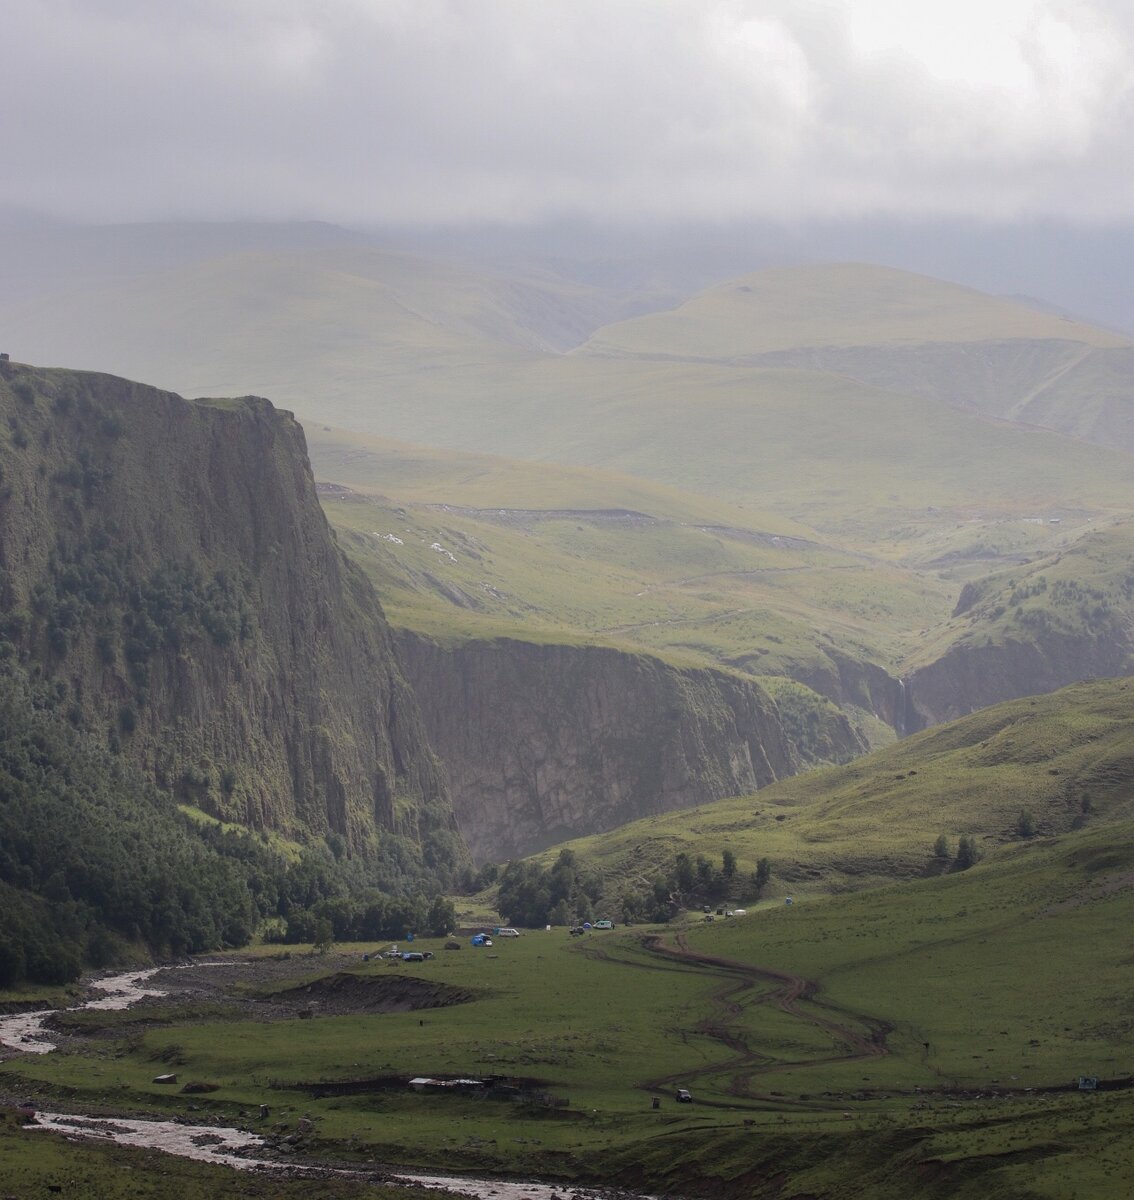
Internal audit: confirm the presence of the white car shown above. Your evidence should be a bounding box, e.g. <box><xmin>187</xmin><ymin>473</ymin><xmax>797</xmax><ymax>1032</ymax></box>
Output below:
<box><xmin>497</xmin><ymin>927</ymin><xmax>521</xmax><ymax>937</ymax></box>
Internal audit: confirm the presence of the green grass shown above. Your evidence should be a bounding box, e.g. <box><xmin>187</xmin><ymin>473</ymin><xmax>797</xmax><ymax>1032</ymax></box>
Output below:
<box><xmin>579</xmin><ymin>262</ymin><xmax>1129</xmax><ymax>358</ymax></box>
<box><xmin>525</xmin><ymin>676</ymin><xmax>1134</xmax><ymax>899</ymax></box>
<box><xmin>6</xmin><ymin>812</ymin><xmax>1134</xmax><ymax>1195</ymax></box>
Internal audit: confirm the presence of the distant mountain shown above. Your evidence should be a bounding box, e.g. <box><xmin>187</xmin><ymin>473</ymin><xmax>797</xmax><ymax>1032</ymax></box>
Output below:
<box><xmin>580</xmin><ymin>263</ymin><xmax>1134</xmax><ymax>452</ymax></box>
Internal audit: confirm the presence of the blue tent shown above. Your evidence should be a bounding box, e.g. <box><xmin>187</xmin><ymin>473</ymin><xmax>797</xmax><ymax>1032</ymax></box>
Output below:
<box><xmin>470</xmin><ymin>933</ymin><xmax>491</xmax><ymax>947</ymax></box>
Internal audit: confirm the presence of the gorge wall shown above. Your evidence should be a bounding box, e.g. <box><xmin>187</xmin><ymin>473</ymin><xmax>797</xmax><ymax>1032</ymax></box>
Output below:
<box><xmin>904</xmin><ymin>628</ymin><xmax>1134</xmax><ymax>731</ymax></box>
<box><xmin>395</xmin><ymin>632</ymin><xmax>857</xmax><ymax>863</ymax></box>
<box><xmin>0</xmin><ymin>363</ymin><xmax>464</xmax><ymax>872</ymax></box>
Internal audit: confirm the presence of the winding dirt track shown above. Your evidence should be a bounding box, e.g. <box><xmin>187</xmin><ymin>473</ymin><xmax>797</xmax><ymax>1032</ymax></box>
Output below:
<box><xmin>637</xmin><ymin>931</ymin><xmax>892</xmax><ymax>1104</ymax></box>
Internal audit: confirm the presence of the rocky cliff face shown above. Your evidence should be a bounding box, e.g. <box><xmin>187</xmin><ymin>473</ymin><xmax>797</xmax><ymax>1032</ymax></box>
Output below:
<box><xmin>396</xmin><ymin>632</ymin><xmax>812</xmax><ymax>863</ymax></box>
<box><xmin>0</xmin><ymin>363</ymin><xmax>464</xmax><ymax>871</ymax></box>
<box><xmin>904</xmin><ymin>531</ymin><xmax>1134</xmax><ymax>730</ymax></box>
<box><xmin>904</xmin><ymin>628</ymin><xmax>1134</xmax><ymax>731</ymax></box>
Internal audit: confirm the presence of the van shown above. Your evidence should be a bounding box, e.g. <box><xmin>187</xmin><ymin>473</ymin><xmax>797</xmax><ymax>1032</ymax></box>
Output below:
<box><xmin>594</xmin><ymin>919</ymin><xmax>614</xmax><ymax>930</ymax></box>
<box><xmin>497</xmin><ymin>927</ymin><xmax>521</xmax><ymax>937</ymax></box>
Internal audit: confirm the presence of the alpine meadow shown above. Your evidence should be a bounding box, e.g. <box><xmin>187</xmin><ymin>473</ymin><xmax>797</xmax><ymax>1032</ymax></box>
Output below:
<box><xmin>3</xmin><ymin>222</ymin><xmax>1134</xmax><ymax>1199</ymax></box>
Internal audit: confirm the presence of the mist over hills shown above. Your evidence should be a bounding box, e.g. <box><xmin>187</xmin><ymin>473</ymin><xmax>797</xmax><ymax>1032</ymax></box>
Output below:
<box><xmin>4</xmin><ymin>219</ymin><xmax>1134</xmax><ymax>899</ymax></box>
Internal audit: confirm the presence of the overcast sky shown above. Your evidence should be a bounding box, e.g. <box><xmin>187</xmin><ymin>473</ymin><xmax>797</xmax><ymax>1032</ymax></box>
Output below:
<box><xmin>3</xmin><ymin>0</ymin><xmax>1133</xmax><ymax>228</ymax></box>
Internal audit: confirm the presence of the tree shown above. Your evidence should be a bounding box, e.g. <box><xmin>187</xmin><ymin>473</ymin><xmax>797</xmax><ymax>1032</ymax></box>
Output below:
<box><xmin>426</xmin><ymin>894</ymin><xmax>456</xmax><ymax>937</ymax></box>
<box><xmin>1016</xmin><ymin>810</ymin><xmax>1036</xmax><ymax>838</ymax></box>
<box><xmin>673</xmin><ymin>852</ymin><xmax>695</xmax><ymax>893</ymax></box>
<box><xmin>753</xmin><ymin>857</ymin><xmax>771</xmax><ymax>893</ymax></box>
<box><xmin>954</xmin><ymin>835</ymin><xmax>979</xmax><ymax>871</ymax></box>
<box><xmin>721</xmin><ymin>848</ymin><xmax>737</xmax><ymax>878</ymax></box>
<box><xmin>933</xmin><ymin>833</ymin><xmax>950</xmax><ymax>860</ymax></box>
<box><xmin>312</xmin><ymin>917</ymin><xmax>334</xmax><ymax>954</ymax></box>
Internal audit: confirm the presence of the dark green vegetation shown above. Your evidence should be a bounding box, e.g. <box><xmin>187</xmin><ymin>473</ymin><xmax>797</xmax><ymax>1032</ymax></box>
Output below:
<box><xmin>5</xmin><ymin>765</ymin><xmax>1133</xmax><ymax>1196</ymax></box>
<box><xmin>493</xmin><ymin>845</ymin><xmax>766</xmax><ymax>927</ymax></box>
<box><xmin>0</xmin><ymin>661</ymin><xmax>459</xmax><ymax>987</ymax></box>
<box><xmin>0</xmin><ymin>363</ymin><xmax>467</xmax><ymax>981</ymax></box>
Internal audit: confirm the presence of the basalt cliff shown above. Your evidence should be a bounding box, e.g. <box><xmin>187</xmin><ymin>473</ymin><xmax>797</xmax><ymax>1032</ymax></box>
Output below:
<box><xmin>395</xmin><ymin>632</ymin><xmax>860</xmax><ymax>863</ymax></box>
<box><xmin>0</xmin><ymin>362</ymin><xmax>465</xmax><ymax>873</ymax></box>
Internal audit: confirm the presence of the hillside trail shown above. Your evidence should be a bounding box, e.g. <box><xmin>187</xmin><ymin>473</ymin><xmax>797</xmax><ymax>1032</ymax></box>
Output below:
<box><xmin>638</xmin><ymin>931</ymin><xmax>890</xmax><ymax>1104</ymax></box>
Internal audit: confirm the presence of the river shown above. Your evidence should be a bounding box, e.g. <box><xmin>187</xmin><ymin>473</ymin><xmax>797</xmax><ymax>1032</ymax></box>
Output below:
<box><xmin>3</xmin><ymin>963</ymin><xmax>653</xmax><ymax>1199</ymax></box>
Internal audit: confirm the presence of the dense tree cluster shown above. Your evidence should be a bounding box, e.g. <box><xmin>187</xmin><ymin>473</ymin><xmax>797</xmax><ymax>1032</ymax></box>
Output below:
<box><xmin>493</xmin><ymin>846</ymin><xmax>770</xmax><ymax>928</ymax></box>
<box><xmin>0</xmin><ymin>665</ymin><xmax>455</xmax><ymax>987</ymax></box>
<box><xmin>277</xmin><ymin>892</ymin><xmax>456</xmax><ymax>946</ymax></box>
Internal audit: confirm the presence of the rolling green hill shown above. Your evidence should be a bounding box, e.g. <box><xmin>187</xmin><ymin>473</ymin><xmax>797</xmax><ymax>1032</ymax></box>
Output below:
<box><xmin>6</xmin><ymin>684</ymin><xmax>1134</xmax><ymax>1195</ymax></box>
<box><xmin>580</xmin><ymin>261</ymin><xmax>1134</xmax><ymax>453</ymax></box>
<box><xmin>579</xmin><ymin>261</ymin><xmax>1127</xmax><ymax>358</ymax></box>
<box><xmin>533</xmin><ymin>676</ymin><xmax>1134</xmax><ymax>897</ymax></box>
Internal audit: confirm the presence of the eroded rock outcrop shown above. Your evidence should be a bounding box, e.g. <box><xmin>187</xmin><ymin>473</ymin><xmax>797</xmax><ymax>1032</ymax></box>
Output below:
<box><xmin>397</xmin><ymin>632</ymin><xmax>809</xmax><ymax>862</ymax></box>
<box><xmin>0</xmin><ymin>363</ymin><xmax>462</xmax><ymax>866</ymax></box>
<box><xmin>904</xmin><ymin>630</ymin><xmax>1134</xmax><ymax>731</ymax></box>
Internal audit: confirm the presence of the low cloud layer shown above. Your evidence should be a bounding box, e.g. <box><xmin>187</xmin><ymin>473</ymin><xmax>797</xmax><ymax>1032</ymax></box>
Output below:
<box><xmin>3</xmin><ymin>0</ymin><xmax>1132</xmax><ymax>226</ymax></box>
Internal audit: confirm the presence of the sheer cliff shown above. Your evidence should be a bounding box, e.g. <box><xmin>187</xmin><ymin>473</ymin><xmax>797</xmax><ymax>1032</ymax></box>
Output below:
<box><xmin>902</xmin><ymin>528</ymin><xmax>1134</xmax><ymax>730</ymax></box>
<box><xmin>0</xmin><ymin>362</ymin><xmax>465</xmax><ymax>875</ymax></box>
<box><xmin>395</xmin><ymin>632</ymin><xmax>849</xmax><ymax>863</ymax></box>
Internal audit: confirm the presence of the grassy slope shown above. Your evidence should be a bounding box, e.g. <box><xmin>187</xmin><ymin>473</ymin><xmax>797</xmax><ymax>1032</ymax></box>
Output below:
<box><xmin>541</xmin><ymin>677</ymin><xmax>1134</xmax><ymax>891</ymax></box>
<box><xmin>309</xmin><ymin>428</ymin><xmax>951</xmax><ymax>681</ymax></box>
<box><xmin>905</xmin><ymin>520</ymin><xmax>1134</xmax><ymax>670</ymax></box>
<box><xmin>579</xmin><ymin>261</ymin><xmax>1129</xmax><ymax>359</ymax></box>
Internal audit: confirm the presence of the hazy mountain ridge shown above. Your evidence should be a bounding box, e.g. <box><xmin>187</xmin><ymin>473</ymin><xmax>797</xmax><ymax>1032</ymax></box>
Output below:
<box><xmin>579</xmin><ymin>263</ymin><xmax>1134</xmax><ymax>453</ymax></box>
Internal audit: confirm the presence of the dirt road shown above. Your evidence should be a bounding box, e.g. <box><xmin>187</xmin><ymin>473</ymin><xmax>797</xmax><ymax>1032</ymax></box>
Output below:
<box><xmin>638</xmin><ymin>931</ymin><xmax>891</xmax><ymax>1103</ymax></box>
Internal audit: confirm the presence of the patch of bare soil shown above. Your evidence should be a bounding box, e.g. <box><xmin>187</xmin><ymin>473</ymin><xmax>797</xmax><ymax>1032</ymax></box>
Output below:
<box><xmin>36</xmin><ymin>955</ymin><xmax>477</xmax><ymax>1045</ymax></box>
<box><xmin>269</xmin><ymin>971</ymin><xmax>475</xmax><ymax>1016</ymax></box>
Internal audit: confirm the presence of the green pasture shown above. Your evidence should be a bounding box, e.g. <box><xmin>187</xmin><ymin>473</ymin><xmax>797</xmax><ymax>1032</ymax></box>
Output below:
<box><xmin>7</xmin><ymin>814</ymin><xmax>1134</xmax><ymax>1195</ymax></box>
<box><xmin>546</xmin><ymin>677</ymin><xmax>1134</xmax><ymax>893</ymax></box>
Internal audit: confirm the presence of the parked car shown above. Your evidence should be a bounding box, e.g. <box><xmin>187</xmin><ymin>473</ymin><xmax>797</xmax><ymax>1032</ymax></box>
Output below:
<box><xmin>676</xmin><ymin>1088</ymin><xmax>693</xmax><ymax>1103</ymax></box>
<box><xmin>402</xmin><ymin>951</ymin><xmax>425</xmax><ymax>962</ymax></box>
<box><xmin>568</xmin><ymin>926</ymin><xmax>586</xmax><ymax>936</ymax></box>
<box><xmin>497</xmin><ymin>927</ymin><xmax>521</xmax><ymax>937</ymax></box>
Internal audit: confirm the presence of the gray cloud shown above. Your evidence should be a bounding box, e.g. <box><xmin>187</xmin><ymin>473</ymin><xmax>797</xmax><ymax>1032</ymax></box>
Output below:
<box><xmin>2</xmin><ymin>0</ymin><xmax>1132</xmax><ymax>225</ymax></box>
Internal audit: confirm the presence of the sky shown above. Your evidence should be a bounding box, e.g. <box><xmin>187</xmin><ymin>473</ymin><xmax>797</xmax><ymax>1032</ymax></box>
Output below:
<box><xmin>2</xmin><ymin>0</ymin><xmax>1132</xmax><ymax>229</ymax></box>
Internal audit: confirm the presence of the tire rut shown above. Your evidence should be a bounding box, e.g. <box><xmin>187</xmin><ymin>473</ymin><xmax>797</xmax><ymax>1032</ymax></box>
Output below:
<box><xmin>638</xmin><ymin>931</ymin><xmax>891</xmax><ymax>1104</ymax></box>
